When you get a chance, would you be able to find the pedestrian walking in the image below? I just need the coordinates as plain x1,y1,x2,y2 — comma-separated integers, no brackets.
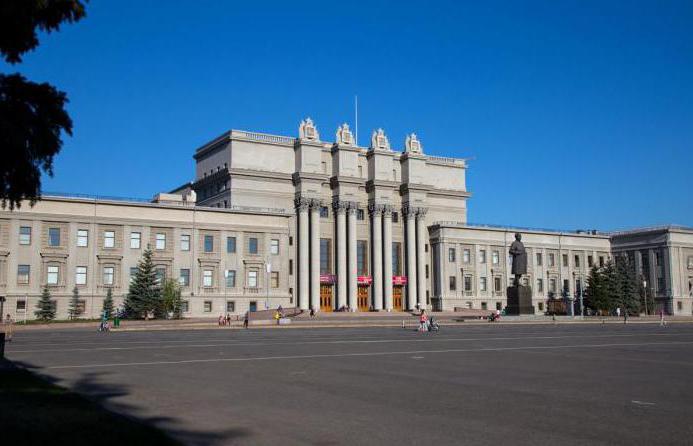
4,314,13,342
309,308,316,319
616,307,621,318
660,309,666,327
243,311,249,329
419,310,428,332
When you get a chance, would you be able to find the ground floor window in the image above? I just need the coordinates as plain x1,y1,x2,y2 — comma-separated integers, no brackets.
249,301,257,312
181,301,189,313
677,301,683,311
204,301,212,312
538,302,544,312
226,301,235,313
495,302,501,311
481,302,488,310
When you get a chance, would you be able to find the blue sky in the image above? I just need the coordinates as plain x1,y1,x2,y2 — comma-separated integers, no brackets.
3,0,692,230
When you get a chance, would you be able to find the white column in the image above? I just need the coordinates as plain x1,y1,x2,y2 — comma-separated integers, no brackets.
347,205,358,311
297,199,309,310
335,201,347,310
371,204,383,310
383,207,393,311
310,201,321,311
405,206,417,311
416,209,427,310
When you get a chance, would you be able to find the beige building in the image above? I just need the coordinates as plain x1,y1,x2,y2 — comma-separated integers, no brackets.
0,119,691,318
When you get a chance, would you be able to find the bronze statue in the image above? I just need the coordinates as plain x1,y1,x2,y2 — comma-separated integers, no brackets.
509,232,527,286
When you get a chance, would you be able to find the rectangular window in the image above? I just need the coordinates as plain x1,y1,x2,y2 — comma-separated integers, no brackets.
549,278,557,293
75,266,87,285
464,276,472,291
463,249,470,263
599,256,605,267
357,209,365,221
392,212,399,223
247,270,258,288
357,240,368,275
130,267,138,282
181,301,189,313
16,300,26,311
271,271,279,288
536,253,543,266
479,250,486,264
320,206,329,218
130,232,141,249
204,235,213,252
203,269,213,287
47,265,59,285
425,264,429,279
77,229,89,247
289,259,293,275
289,236,293,246
481,302,488,310
103,266,114,285
48,227,61,246
270,239,279,255
104,231,115,248
225,270,236,287
392,242,402,276
480,277,487,292
537,278,544,293
248,237,258,254
320,238,332,274
494,277,501,292
226,236,236,253
179,268,190,286
156,233,166,250
204,301,212,312
588,255,594,267
574,255,580,268
492,250,500,265
448,248,456,262
19,226,32,245
180,234,190,251
548,253,555,267
17,264,30,284
226,301,235,313
449,276,456,291
155,267,166,284
562,254,568,267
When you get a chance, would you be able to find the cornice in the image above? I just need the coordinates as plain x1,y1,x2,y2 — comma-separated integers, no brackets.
229,168,293,182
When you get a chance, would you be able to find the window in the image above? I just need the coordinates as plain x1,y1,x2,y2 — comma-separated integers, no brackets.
248,237,258,254
156,233,166,250
320,239,332,274
103,231,115,248
536,253,543,266
549,278,557,293
17,265,30,284
270,239,279,255
203,269,213,287
204,301,212,312
180,234,190,251
75,266,87,285
103,266,114,285
204,235,213,252
289,236,293,246
130,267,138,282
481,302,488,310
563,279,570,293
357,209,365,220
538,302,544,311
463,249,471,263
480,277,487,292
599,256,605,267
574,255,580,268
179,269,190,286
47,265,59,285
130,232,141,249
289,259,293,275
496,302,502,311
19,226,31,245
16,300,26,311
155,267,166,284
77,229,89,247
425,264,429,279
677,301,683,311
537,278,544,293
48,227,60,246
479,250,486,264
464,276,472,292
449,276,456,291
588,255,594,267
392,212,399,223
562,254,568,267
271,271,279,288
226,236,236,253
181,301,189,313
247,270,258,288
448,248,456,262
226,301,235,313
357,240,368,275
320,206,329,218
492,250,500,265
548,253,555,267
225,270,236,287
494,277,502,292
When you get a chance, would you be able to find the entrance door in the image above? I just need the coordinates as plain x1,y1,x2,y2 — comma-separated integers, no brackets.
320,285,333,312
393,286,403,311
249,301,257,312
357,286,370,312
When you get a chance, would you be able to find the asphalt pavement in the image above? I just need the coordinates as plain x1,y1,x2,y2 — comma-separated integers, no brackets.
6,323,693,445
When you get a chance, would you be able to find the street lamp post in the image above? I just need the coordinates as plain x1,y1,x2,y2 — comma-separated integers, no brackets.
642,278,648,316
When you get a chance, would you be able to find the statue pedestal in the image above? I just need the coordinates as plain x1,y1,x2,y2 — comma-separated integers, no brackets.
506,285,534,315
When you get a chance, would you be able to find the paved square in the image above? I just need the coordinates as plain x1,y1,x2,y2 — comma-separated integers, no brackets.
7,323,693,445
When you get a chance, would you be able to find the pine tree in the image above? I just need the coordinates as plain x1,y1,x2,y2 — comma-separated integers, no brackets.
124,247,161,318
585,265,608,314
35,286,56,321
615,255,640,315
102,287,115,319
602,260,620,314
67,286,82,320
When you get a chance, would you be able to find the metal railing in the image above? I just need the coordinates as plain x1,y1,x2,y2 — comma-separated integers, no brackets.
231,130,295,145
426,155,466,165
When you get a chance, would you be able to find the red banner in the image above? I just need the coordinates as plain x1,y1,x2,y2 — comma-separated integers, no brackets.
357,276,372,285
320,274,336,284
392,276,408,285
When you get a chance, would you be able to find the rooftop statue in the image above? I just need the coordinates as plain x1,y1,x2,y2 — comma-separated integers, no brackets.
299,117,319,141
370,128,390,150
336,123,354,145
405,133,423,154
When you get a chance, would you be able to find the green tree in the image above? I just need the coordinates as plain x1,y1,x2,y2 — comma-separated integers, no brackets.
102,287,115,319
614,255,640,315
67,286,82,320
161,278,183,319
0,1,87,209
35,286,56,321
585,265,609,314
124,247,161,318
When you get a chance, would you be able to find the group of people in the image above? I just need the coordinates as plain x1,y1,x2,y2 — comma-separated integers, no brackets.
218,314,234,326
418,310,438,332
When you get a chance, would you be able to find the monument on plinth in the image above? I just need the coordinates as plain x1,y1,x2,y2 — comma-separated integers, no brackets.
505,233,535,315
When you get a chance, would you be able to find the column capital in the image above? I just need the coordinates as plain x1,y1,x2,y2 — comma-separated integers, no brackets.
331,199,352,215
368,203,386,216
294,197,311,212
382,205,395,217
309,198,323,210
415,207,428,220
402,203,417,218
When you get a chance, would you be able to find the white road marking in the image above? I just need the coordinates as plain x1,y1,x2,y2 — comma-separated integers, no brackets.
631,400,656,406
41,340,693,370
9,332,691,354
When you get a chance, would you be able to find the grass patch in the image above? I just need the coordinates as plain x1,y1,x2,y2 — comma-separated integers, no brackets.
0,360,180,445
